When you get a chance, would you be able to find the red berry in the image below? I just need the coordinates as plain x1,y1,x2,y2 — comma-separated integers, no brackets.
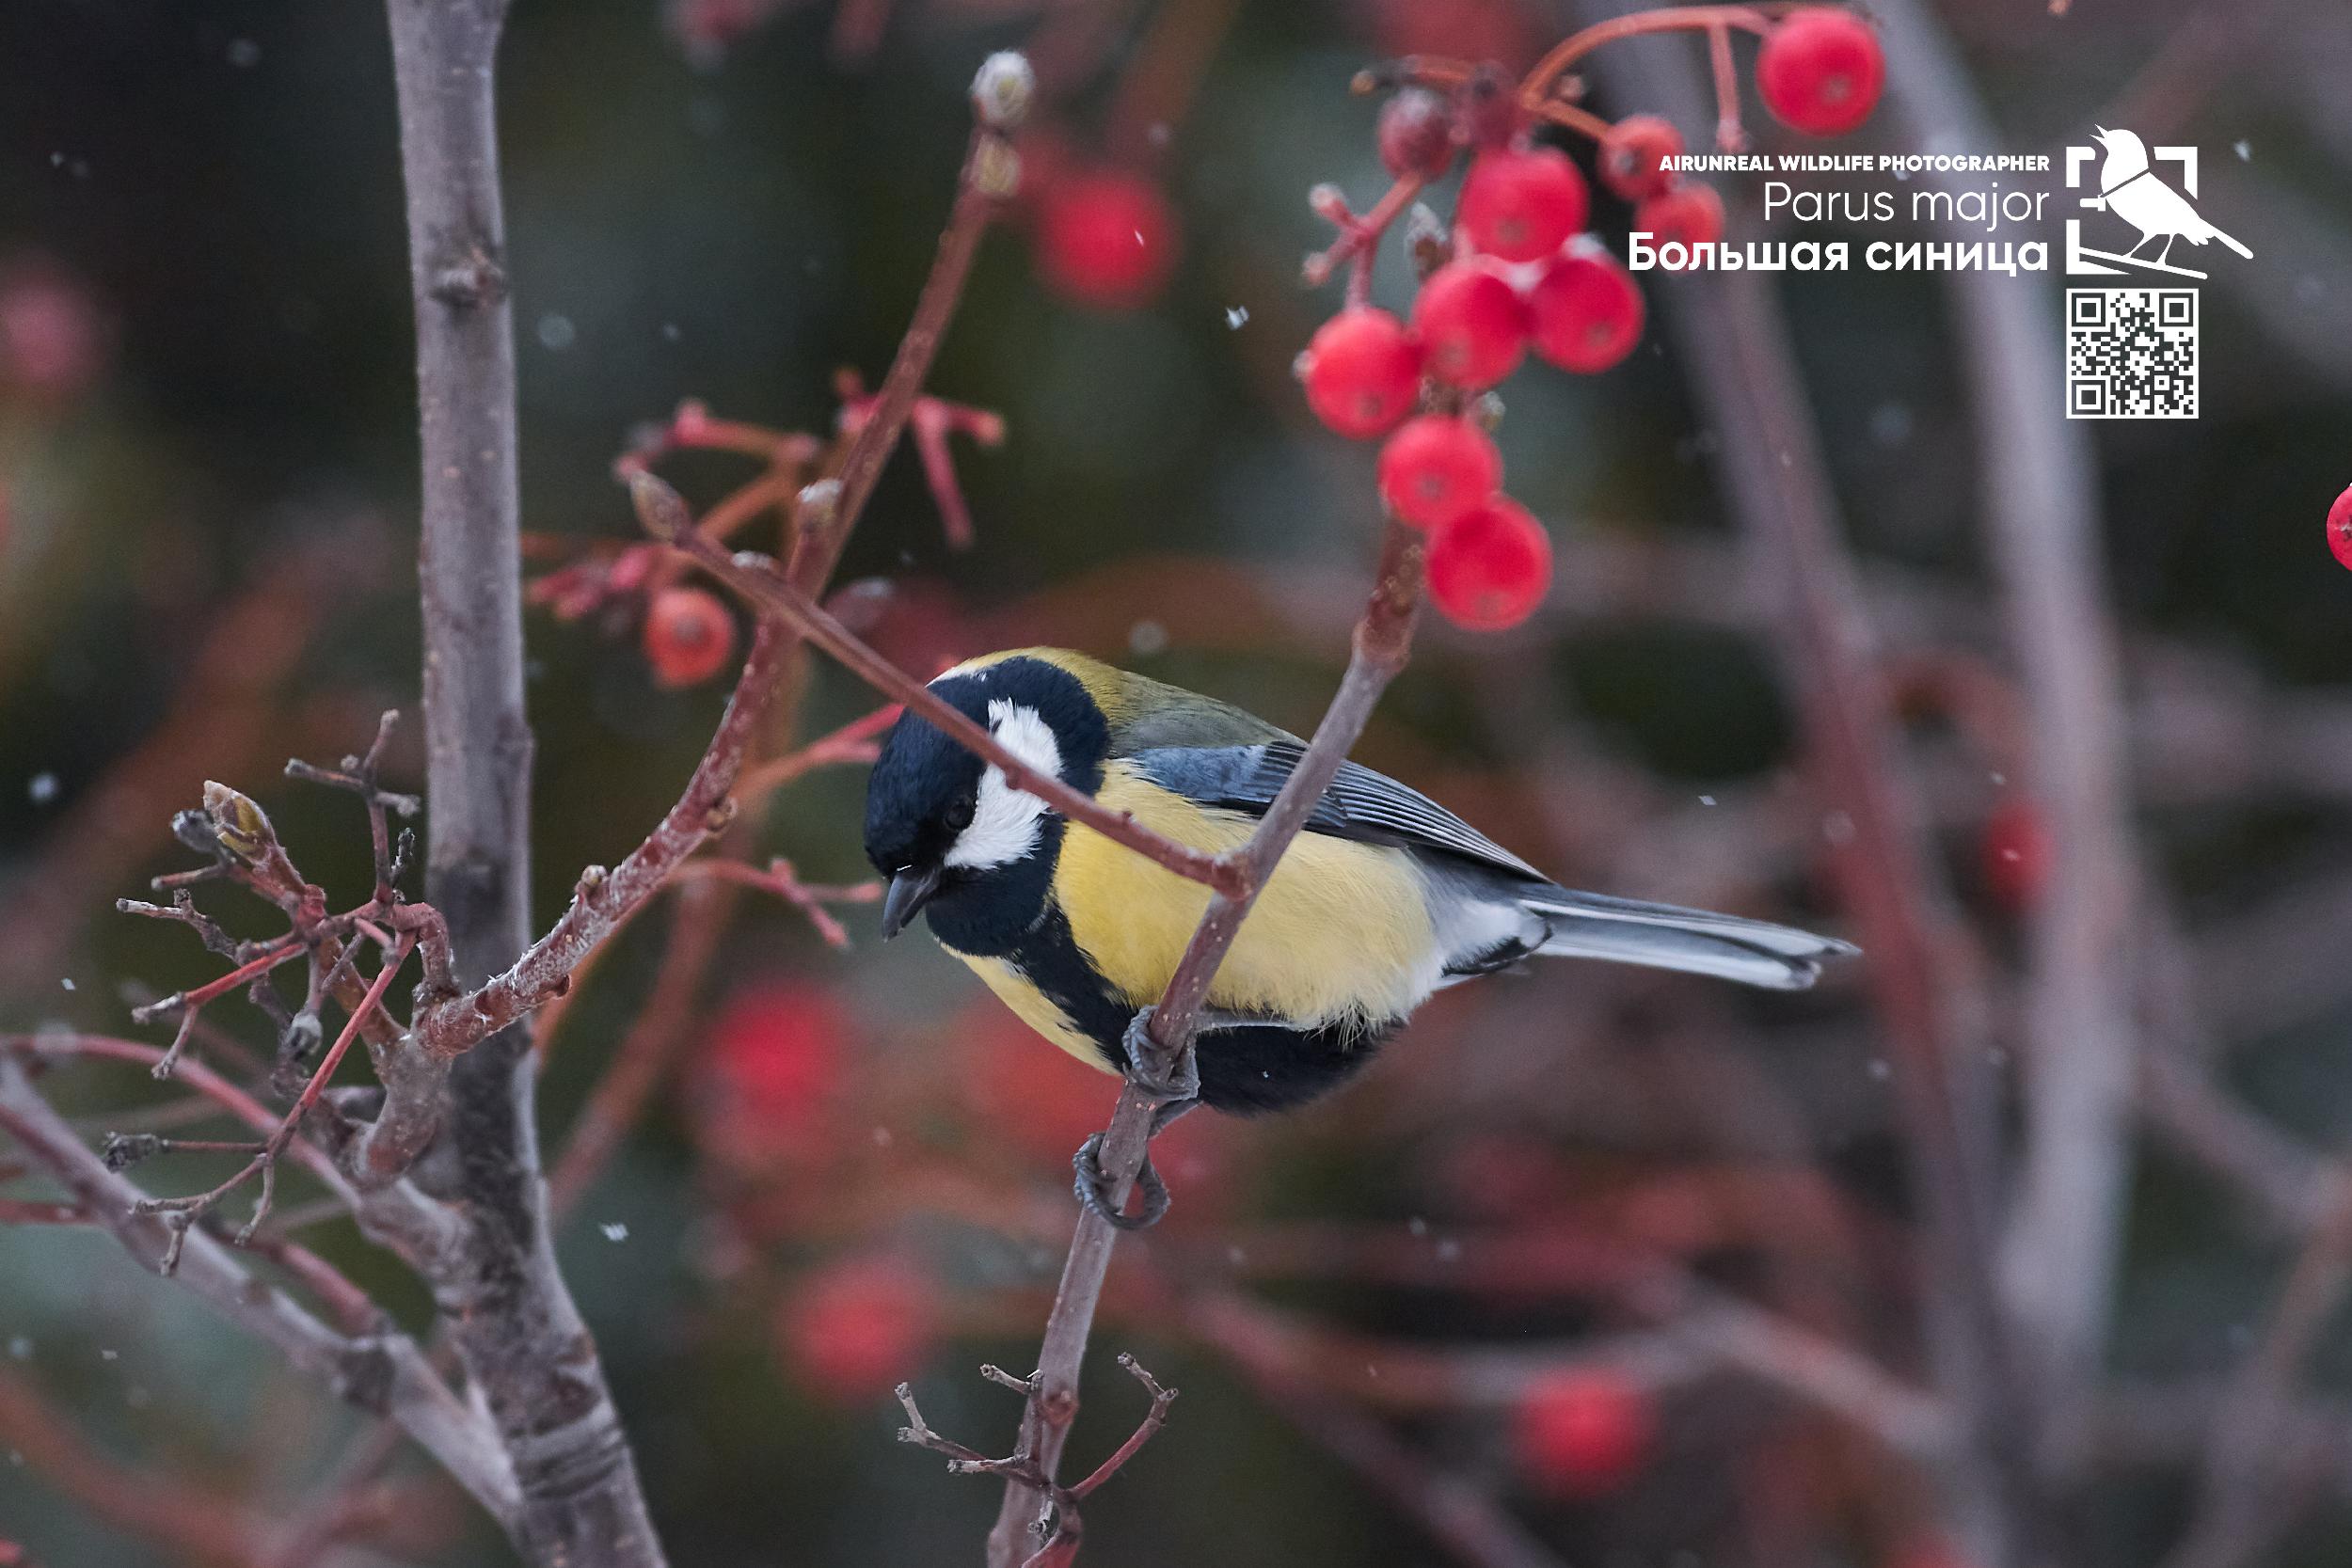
1298,308,1423,438
1597,115,1684,202
1377,416,1503,531
1411,261,1527,388
1528,243,1645,374
1035,168,1180,309
1456,146,1588,263
0,262,105,402
692,981,850,1171
778,1256,937,1402
1425,498,1552,631
1514,1369,1656,1497
707,982,843,1125
643,586,738,688
2328,483,2352,571
665,0,779,61
1756,8,1886,137
1980,797,2051,912
1634,182,1725,252
1378,88,1457,181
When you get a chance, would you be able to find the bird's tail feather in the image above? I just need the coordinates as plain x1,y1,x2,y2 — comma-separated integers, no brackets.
1522,888,1857,991
2214,229,2251,259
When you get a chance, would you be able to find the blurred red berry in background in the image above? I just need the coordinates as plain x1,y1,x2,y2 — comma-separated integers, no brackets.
962,1002,1127,1165
1034,167,1180,310
1597,115,1684,202
1457,147,1589,264
643,586,738,689
960,1002,1221,1203
1412,261,1528,389
1431,1132,1572,1220
826,575,973,682
1299,307,1423,438
1377,415,1502,531
694,981,846,1167
1515,1368,1657,1497
2327,483,2352,571
1756,8,1886,137
1426,498,1552,631
1378,88,1458,181
1633,182,1726,252
664,0,781,61
0,259,106,403
1979,796,2051,913
777,1254,938,1402
1528,243,1645,374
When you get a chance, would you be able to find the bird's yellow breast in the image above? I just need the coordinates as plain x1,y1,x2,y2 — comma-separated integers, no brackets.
1053,763,1438,1027
956,953,1115,1070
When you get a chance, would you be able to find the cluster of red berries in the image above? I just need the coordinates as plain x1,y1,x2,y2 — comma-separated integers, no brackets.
1599,114,1725,257
1297,7,1883,633
1296,135,1618,632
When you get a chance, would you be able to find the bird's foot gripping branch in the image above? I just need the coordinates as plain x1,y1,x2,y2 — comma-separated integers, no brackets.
1070,1007,1199,1231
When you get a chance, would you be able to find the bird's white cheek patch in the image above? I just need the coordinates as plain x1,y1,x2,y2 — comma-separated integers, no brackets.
943,700,1062,871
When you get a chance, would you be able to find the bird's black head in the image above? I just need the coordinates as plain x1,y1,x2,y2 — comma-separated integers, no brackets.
863,655,1111,952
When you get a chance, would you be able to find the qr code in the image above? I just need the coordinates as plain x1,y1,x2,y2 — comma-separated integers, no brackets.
2066,288,2197,419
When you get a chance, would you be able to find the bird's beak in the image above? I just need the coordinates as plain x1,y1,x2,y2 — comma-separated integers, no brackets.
2092,126,2109,145
880,864,944,941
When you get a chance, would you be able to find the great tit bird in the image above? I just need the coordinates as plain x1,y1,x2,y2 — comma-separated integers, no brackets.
864,648,1855,1218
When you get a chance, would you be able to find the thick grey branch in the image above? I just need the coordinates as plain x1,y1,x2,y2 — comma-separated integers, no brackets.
384,0,662,1560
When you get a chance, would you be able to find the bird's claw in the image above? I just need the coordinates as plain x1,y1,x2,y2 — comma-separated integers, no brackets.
1120,1006,1199,1104
1073,1132,1169,1230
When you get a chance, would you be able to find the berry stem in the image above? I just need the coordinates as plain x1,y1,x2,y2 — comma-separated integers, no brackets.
1304,174,1427,292
1708,22,1748,151
1518,6,1774,115
1531,100,1616,144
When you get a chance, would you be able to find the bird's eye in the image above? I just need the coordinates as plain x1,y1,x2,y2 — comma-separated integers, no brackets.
946,798,975,832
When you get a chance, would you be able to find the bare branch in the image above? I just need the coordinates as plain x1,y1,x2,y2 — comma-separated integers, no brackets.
0,1055,517,1523
1873,0,2145,1431
636,492,1248,901
386,0,663,1557
2165,1178,2352,1568
547,877,731,1215
985,517,1424,1563
897,1354,1178,1568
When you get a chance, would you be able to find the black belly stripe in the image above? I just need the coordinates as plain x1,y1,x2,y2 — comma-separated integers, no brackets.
1005,902,1135,1075
975,898,1403,1116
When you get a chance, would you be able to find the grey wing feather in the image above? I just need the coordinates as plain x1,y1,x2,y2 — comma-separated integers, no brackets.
1516,886,1859,990
1128,741,1546,879
1129,740,1858,992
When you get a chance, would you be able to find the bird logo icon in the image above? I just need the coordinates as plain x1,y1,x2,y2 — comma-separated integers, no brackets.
2068,127,2251,279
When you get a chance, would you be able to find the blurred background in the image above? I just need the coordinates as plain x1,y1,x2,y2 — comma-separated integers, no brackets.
5,0,2352,1564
